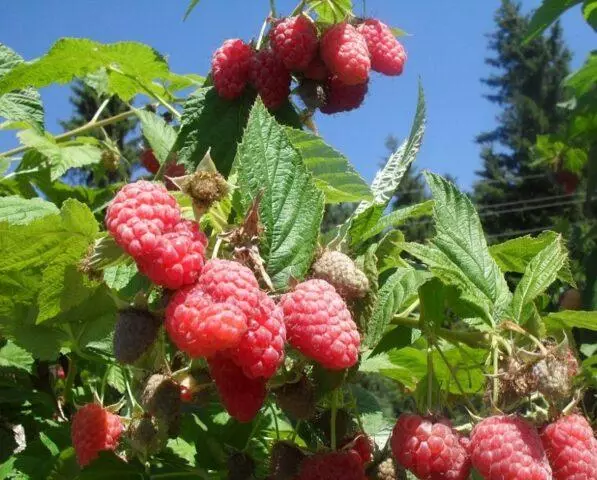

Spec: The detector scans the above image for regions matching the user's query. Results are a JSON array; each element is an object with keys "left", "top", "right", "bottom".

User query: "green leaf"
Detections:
[
  {"left": 376, "top": 230, "right": 409, "bottom": 273},
  {"left": 490, "top": 231, "right": 575, "bottom": 285},
  {"left": 365, "top": 268, "right": 432, "bottom": 348},
  {"left": 285, "top": 127, "right": 372, "bottom": 203},
  {"left": 0, "top": 44, "right": 44, "bottom": 131},
  {"left": 525, "top": 0, "right": 583, "bottom": 43},
  {"left": 0, "top": 196, "right": 59, "bottom": 225},
  {"left": 136, "top": 110, "right": 177, "bottom": 165},
  {"left": 309, "top": 0, "right": 353, "bottom": 23},
  {"left": 355, "top": 82, "right": 425, "bottom": 215},
  {"left": 0, "top": 340, "right": 34, "bottom": 373},
  {"left": 359, "top": 200, "right": 434, "bottom": 241},
  {"left": 583, "top": 0, "right": 597, "bottom": 29},
  {"left": 18, "top": 130, "right": 102, "bottom": 180},
  {"left": 510, "top": 235, "right": 568, "bottom": 324},
  {"left": 403, "top": 173, "right": 511, "bottom": 325},
  {"left": 544, "top": 310, "right": 597, "bottom": 330},
  {"left": 183, "top": 0, "right": 201, "bottom": 20},
  {"left": 349, "top": 205, "right": 384, "bottom": 244},
  {"left": 234, "top": 100, "right": 325, "bottom": 288},
  {"left": 174, "top": 87, "right": 253, "bottom": 176},
  {"left": 0, "top": 38, "right": 171, "bottom": 101},
  {"left": 566, "top": 53, "right": 597, "bottom": 97},
  {"left": 78, "top": 452, "right": 144, "bottom": 479},
  {"left": 348, "top": 384, "right": 393, "bottom": 436}
]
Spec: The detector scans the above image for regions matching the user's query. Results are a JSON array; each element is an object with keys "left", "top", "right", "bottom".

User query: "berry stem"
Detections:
[
  {"left": 269, "top": 0, "right": 277, "bottom": 17},
  {"left": 243, "top": 412, "right": 264, "bottom": 452},
  {"left": 255, "top": 15, "right": 270, "bottom": 51},
  {"left": 63, "top": 355, "right": 77, "bottom": 407},
  {"left": 392, "top": 315, "right": 490, "bottom": 348},
  {"left": 491, "top": 336, "right": 500, "bottom": 409},
  {"left": 291, "top": 419, "right": 302, "bottom": 442},
  {"left": 269, "top": 402, "right": 281, "bottom": 440},
  {"left": 330, "top": 388, "right": 339, "bottom": 450},
  {"left": 99, "top": 364, "right": 112, "bottom": 404},
  {"left": 426, "top": 344, "right": 434, "bottom": 413}
]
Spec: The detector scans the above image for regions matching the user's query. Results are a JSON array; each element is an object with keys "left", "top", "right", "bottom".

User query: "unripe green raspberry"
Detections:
[{"left": 311, "top": 250, "right": 369, "bottom": 299}]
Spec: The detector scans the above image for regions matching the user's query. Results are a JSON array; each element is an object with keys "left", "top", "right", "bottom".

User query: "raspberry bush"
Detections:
[{"left": 0, "top": 1, "right": 596, "bottom": 479}]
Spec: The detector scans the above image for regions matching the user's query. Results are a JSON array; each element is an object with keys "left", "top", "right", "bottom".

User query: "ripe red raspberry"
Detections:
[
  {"left": 208, "top": 354, "right": 266, "bottom": 422},
  {"left": 341, "top": 433, "right": 374, "bottom": 465},
  {"left": 540, "top": 414, "right": 597, "bottom": 479},
  {"left": 165, "top": 285, "right": 248, "bottom": 358},
  {"left": 470, "top": 415, "right": 552, "bottom": 480},
  {"left": 71, "top": 404, "right": 123, "bottom": 467},
  {"left": 228, "top": 291, "right": 286, "bottom": 379},
  {"left": 320, "top": 76, "right": 368, "bottom": 114},
  {"left": 270, "top": 15, "right": 319, "bottom": 71},
  {"left": 303, "top": 56, "right": 329, "bottom": 81},
  {"left": 249, "top": 49, "right": 292, "bottom": 110},
  {"left": 280, "top": 279, "right": 360, "bottom": 370},
  {"left": 212, "top": 39, "right": 253, "bottom": 100},
  {"left": 297, "top": 450, "right": 368, "bottom": 480},
  {"left": 105, "top": 180, "right": 180, "bottom": 258},
  {"left": 391, "top": 414, "right": 470, "bottom": 480},
  {"left": 136, "top": 220, "right": 207, "bottom": 289},
  {"left": 320, "top": 23, "right": 370, "bottom": 85},
  {"left": 141, "top": 148, "right": 159, "bottom": 174},
  {"left": 357, "top": 20, "right": 407, "bottom": 76},
  {"left": 197, "top": 259, "right": 261, "bottom": 318}
]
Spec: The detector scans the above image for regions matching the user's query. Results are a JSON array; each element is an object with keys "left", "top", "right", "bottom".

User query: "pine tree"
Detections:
[{"left": 473, "top": 0, "right": 581, "bottom": 239}]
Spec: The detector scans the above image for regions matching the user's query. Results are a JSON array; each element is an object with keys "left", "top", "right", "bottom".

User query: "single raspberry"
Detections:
[
  {"left": 341, "top": 433, "right": 374, "bottom": 465},
  {"left": 197, "top": 259, "right": 261, "bottom": 318},
  {"left": 320, "top": 23, "right": 370, "bottom": 85},
  {"left": 101, "top": 149, "right": 120, "bottom": 172},
  {"left": 71, "top": 404, "right": 123, "bottom": 467},
  {"left": 320, "top": 76, "right": 368, "bottom": 114},
  {"left": 113, "top": 308, "right": 162, "bottom": 364},
  {"left": 559, "top": 288, "right": 582, "bottom": 310},
  {"left": 249, "top": 48, "right": 292, "bottom": 110},
  {"left": 356, "top": 20, "right": 407, "bottom": 76},
  {"left": 178, "top": 170, "right": 229, "bottom": 211},
  {"left": 273, "top": 375, "right": 316, "bottom": 420},
  {"left": 297, "top": 450, "right": 368, "bottom": 480},
  {"left": 208, "top": 354, "right": 267, "bottom": 422},
  {"left": 280, "top": 279, "right": 360, "bottom": 370},
  {"left": 532, "top": 354, "right": 574, "bottom": 403},
  {"left": 136, "top": 220, "right": 207, "bottom": 289},
  {"left": 212, "top": 39, "right": 253, "bottom": 100},
  {"left": 227, "top": 451, "right": 256, "bottom": 480},
  {"left": 141, "top": 374, "right": 181, "bottom": 435},
  {"left": 312, "top": 250, "right": 370, "bottom": 299},
  {"left": 165, "top": 284, "right": 248, "bottom": 358},
  {"left": 470, "top": 415, "right": 552, "bottom": 480},
  {"left": 270, "top": 15, "right": 319, "bottom": 71},
  {"left": 141, "top": 148, "right": 160, "bottom": 174},
  {"left": 303, "top": 56, "right": 329, "bottom": 81},
  {"left": 391, "top": 414, "right": 470, "bottom": 480},
  {"left": 228, "top": 291, "right": 286, "bottom": 379},
  {"left": 270, "top": 441, "right": 306, "bottom": 480},
  {"left": 540, "top": 414, "right": 597, "bottom": 480},
  {"left": 105, "top": 180, "right": 181, "bottom": 258}
]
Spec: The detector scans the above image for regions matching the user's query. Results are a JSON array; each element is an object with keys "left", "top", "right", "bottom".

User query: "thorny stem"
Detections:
[
  {"left": 491, "top": 336, "right": 500, "bottom": 409},
  {"left": 269, "top": 0, "right": 277, "bottom": 17},
  {"left": 269, "top": 403, "right": 281, "bottom": 440},
  {"left": 426, "top": 345, "right": 434, "bottom": 413},
  {"left": 433, "top": 343, "right": 478, "bottom": 414},
  {"left": 392, "top": 315, "right": 490, "bottom": 348},
  {"left": 100, "top": 364, "right": 112, "bottom": 404},
  {"left": 64, "top": 355, "right": 77, "bottom": 406},
  {"left": 0, "top": 109, "right": 138, "bottom": 158},
  {"left": 90, "top": 98, "right": 111, "bottom": 124}
]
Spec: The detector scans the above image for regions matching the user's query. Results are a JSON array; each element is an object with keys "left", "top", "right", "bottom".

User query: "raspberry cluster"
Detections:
[
  {"left": 211, "top": 16, "right": 406, "bottom": 113},
  {"left": 105, "top": 180, "right": 207, "bottom": 290}
]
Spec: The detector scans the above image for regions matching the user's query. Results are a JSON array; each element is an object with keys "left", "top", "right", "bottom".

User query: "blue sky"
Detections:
[{"left": 0, "top": 0, "right": 594, "bottom": 191}]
